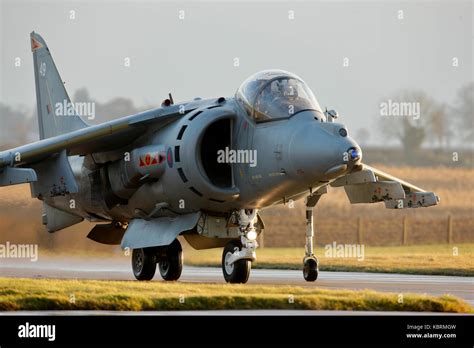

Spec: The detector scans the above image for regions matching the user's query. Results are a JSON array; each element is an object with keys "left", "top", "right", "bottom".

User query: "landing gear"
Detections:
[
  {"left": 222, "top": 240, "right": 251, "bottom": 283},
  {"left": 132, "top": 247, "right": 157, "bottom": 281},
  {"left": 132, "top": 239, "right": 183, "bottom": 281},
  {"left": 221, "top": 209, "right": 258, "bottom": 284},
  {"left": 303, "top": 257, "right": 318, "bottom": 281},
  {"left": 302, "top": 189, "right": 326, "bottom": 282},
  {"left": 158, "top": 239, "right": 183, "bottom": 281}
]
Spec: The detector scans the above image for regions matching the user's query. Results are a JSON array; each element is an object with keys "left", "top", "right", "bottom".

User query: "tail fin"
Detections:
[{"left": 31, "top": 31, "right": 88, "bottom": 139}]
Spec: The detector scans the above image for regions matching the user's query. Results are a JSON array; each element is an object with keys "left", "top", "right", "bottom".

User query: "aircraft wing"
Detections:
[
  {"left": 331, "top": 163, "right": 440, "bottom": 209},
  {"left": 0, "top": 103, "right": 195, "bottom": 187}
]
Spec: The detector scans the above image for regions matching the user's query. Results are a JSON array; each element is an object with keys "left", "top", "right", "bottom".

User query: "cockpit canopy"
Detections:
[{"left": 235, "top": 69, "right": 324, "bottom": 123}]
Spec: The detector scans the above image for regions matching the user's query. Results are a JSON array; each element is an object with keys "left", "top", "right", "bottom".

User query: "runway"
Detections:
[{"left": 1, "top": 256, "right": 473, "bottom": 307}]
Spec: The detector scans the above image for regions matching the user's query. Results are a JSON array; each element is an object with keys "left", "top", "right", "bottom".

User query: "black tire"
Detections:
[
  {"left": 222, "top": 240, "right": 251, "bottom": 284},
  {"left": 159, "top": 239, "right": 183, "bottom": 281},
  {"left": 132, "top": 248, "right": 157, "bottom": 281},
  {"left": 303, "top": 258, "right": 318, "bottom": 281}
]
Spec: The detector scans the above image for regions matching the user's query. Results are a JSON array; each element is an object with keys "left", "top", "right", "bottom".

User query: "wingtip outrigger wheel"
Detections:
[
  {"left": 303, "top": 203, "right": 319, "bottom": 282},
  {"left": 303, "top": 257, "right": 318, "bottom": 281},
  {"left": 303, "top": 188, "right": 326, "bottom": 282}
]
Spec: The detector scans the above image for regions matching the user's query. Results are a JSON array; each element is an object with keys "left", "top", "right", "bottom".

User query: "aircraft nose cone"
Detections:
[{"left": 288, "top": 122, "right": 360, "bottom": 181}]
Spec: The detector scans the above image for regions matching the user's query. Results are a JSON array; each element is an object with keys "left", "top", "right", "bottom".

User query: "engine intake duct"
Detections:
[{"left": 108, "top": 145, "right": 166, "bottom": 199}]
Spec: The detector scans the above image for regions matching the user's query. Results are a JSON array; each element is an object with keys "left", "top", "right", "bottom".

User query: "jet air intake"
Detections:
[{"left": 174, "top": 106, "right": 240, "bottom": 203}]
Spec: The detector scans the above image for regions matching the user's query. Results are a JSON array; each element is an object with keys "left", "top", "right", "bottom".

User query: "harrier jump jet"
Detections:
[{"left": 0, "top": 33, "right": 439, "bottom": 283}]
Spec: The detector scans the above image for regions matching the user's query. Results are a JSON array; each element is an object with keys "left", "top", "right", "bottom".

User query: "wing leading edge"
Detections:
[{"left": 0, "top": 104, "right": 194, "bottom": 187}]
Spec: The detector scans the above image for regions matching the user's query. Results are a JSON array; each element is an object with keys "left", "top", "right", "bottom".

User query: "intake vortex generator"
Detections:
[{"left": 171, "top": 105, "right": 240, "bottom": 204}]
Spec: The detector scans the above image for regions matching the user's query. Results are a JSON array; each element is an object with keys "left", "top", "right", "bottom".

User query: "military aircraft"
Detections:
[{"left": 0, "top": 32, "right": 439, "bottom": 283}]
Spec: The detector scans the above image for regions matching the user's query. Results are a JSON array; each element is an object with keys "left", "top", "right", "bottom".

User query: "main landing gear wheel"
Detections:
[
  {"left": 132, "top": 247, "right": 156, "bottom": 281},
  {"left": 222, "top": 240, "right": 251, "bottom": 284},
  {"left": 158, "top": 239, "right": 183, "bottom": 281},
  {"left": 303, "top": 258, "right": 318, "bottom": 281}
]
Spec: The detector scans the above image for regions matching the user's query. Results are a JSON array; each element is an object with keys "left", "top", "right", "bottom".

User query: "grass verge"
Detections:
[
  {"left": 0, "top": 278, "right": 472, "bottom": 312},
  {"left": 184, "top": 244, "right": 474, "bottom": 276}
]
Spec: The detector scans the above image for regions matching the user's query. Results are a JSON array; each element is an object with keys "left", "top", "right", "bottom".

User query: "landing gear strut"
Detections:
[
  {"left": 132, "top": 239, "right": 183, "bottom": 281},
  {"left": 222, "top": 209, "right": 258, "bottom": 284},
  {"left": 303, "top": 189, "right": 325, "bottom": 281}
]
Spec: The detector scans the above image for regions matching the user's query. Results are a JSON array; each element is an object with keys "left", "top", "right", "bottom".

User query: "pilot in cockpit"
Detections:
[
  {"left": 268, "top": 79, "right": 300, "bottom": 117},
  {"left": 236, "top": 69, "right": 325, "bottom": 123}
]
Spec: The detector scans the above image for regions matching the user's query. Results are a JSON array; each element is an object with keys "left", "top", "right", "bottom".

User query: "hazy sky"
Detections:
[{"left": 0, "top": 0, "right": 472, "bottom": 144}]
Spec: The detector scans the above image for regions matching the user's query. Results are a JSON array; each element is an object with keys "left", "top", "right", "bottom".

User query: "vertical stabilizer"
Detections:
[{"left": 31, "top": 31, "right": 88, "bottom": 139}]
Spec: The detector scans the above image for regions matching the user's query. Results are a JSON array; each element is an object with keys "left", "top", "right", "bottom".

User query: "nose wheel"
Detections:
[
  {"left": 221, "top": 209, "right": 259, "bottom": 284},
  {"left": 222, "top": 240, "right": 252, "bottom": 283}
]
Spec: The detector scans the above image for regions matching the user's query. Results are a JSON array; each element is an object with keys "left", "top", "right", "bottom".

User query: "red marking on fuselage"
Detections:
[{"left": 139, "top": 152, "right": 164, "bottom": 167}]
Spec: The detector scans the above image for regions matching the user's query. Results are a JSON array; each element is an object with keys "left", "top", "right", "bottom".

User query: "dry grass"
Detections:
[
  {"left": 0, "top": 165, "right": 472, "bottom": 251},
  {"left": 0, "top": 278, "right": 471, "bottom": 312},
  {"left": 260, "top": 165, "right": 474, "bottom": 246}
]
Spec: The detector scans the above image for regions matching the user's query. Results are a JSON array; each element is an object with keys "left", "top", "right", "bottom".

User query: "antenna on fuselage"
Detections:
[{"left": 161, "top": 93, "right": 175, "bottom": 107}]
